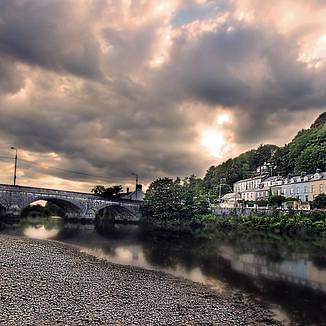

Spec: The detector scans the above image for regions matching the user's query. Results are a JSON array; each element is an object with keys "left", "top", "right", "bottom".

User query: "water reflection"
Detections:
[
  {"left": 1, "top": 218, "right": 326, "bottom": 325},
  {"left": 23, "top": 225, "right": 60, "bottom": 239},
  {"left": 219, "top": 246, "right": 326, "bottom": 293},
  {"left": 20, "top": 216, "right": 63, "bottom": 240}
]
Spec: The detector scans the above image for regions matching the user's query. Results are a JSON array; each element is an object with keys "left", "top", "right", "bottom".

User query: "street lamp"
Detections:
[
  {"left": 10, "top": 147, "right": 18, "bottom": 186},
  {"left": 131, "top": 173, "right": 139, "bottom": 200}
]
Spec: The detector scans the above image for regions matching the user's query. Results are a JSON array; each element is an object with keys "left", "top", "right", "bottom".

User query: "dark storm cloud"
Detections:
[
  {"left": 158, "top": 21, "right": 326, "bottom": 143},
  {"left": 0, "top": 57, "right": 24, "bottom": 94},
  {"left": 0, "top": 0, "right": 102, "bottom": 79},
  {"left": 0, "top": 0, "right": 325, "bottom": 189}
]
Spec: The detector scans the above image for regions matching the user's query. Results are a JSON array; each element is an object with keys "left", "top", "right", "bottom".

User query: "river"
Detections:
[{"left": 1, "top": 217, "right": 326, "bottom": 325}]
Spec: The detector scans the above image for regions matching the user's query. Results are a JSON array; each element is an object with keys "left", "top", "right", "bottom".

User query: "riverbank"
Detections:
[
  {"left": 0, "top": 235, "right": 282, "bottom": 325},
  {"left": 139, "top": 211, "right": 326, "bottom": 238}
]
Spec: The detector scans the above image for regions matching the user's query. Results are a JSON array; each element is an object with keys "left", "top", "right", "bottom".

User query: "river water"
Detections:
[{"left": 1, "top": 217, "right": 326, "bottom": 325}]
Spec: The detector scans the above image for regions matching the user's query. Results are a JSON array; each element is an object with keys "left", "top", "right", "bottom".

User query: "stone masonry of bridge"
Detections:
[{"left": 0, "top": 184, "right": 141, "bottom": 220}]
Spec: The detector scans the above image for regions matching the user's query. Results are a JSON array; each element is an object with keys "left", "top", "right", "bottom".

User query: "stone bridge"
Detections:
[{"left": 0, "top": 184, "right": 141, "bottom": 220}]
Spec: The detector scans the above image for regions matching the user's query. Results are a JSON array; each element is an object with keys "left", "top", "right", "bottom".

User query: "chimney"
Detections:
[
  {"left": 136, "top": 184, "right": 142, "bottom": 191},
  {"left": 126, "top": 187, "right": 130, "bottom": 194},
  {"left": 301, "top": 172, "right": 306, "bottom": 177},
  {"left": 316, "top": 168, "right": 321, "bottom": 174}
]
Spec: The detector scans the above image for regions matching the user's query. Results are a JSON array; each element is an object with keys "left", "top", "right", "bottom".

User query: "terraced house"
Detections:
[
  {"left": 233, "top": 175, "right": 266, "bottom": 201},
  {"left": 229, "top": 169, "right": 326, "bottom": 209},
  {"left": 280, "top": 173, "right": 311, "bottom": 202},
  {"left": 308, "top": 170, "right": 326, "bottom": 201}
]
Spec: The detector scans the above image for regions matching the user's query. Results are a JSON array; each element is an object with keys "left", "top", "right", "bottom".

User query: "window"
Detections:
[
  {"left": 320, "top": 184, "right": 324, "bottom": 193},
  {"left": 311, "top": 185, "right": 315, "bottom": 193}
]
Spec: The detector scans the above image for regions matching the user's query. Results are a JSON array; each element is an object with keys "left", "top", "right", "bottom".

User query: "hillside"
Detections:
[
  {"left": 204, "top": 144, "right": 278, "bottom": 189},
  {"left": 271, "top": 112, "right": 326, "bottom": 176},
  {"left": 203, "top": 112, "right": 326, "bottom": 190}
]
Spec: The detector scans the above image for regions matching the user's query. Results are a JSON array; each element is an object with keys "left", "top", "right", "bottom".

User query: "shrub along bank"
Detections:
[
  {"left": 141, "top": 176, "right": 326, "bottom": 237},
  {"left": 141, "top": 211, "right": 326, "bottom": 237}
]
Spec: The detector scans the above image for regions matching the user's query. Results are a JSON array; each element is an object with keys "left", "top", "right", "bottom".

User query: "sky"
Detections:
[{"left": 0, "top": 0, "right": 325, "bottom": 192}]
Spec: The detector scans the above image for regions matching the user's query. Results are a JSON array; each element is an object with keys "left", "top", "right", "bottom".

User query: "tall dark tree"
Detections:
[{"left": 91, "top": 185, "right": 106, "bottom": 196}]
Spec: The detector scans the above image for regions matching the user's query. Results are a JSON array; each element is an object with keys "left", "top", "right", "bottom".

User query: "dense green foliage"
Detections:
[
  {"left": 203, "top": 112, "right": 326, "bottom": 190},
  {"left": 150, "top": 211, "right": 326, "bottom": 236},
  {"left": 271, "top": 113, "right": 326, "bottom": 175},
  {"left": 21, "top": 202, "right": 65, "bottom": 218},
  {"left": 141, "top": 176, "right": 209, "bottom": 220},
  {"left": 203, "top": 144, "right": 278, "bottom": 191},
  {"left": 313, "top": 194, "right": 326, "bottom": 209},
  {"left": 268, "top": 195, "right": 286, "bottom": 208}
]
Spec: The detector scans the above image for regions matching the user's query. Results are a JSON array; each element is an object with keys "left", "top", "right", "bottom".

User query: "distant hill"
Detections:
[{"left": 203, "top": 112, "right": 326, "bottom": 190}]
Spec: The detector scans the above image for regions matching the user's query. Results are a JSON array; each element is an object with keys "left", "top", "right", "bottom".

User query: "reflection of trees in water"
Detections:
[
  {"left": 208, "top": 230, "right": 326, "bottom": 264},
  {"left": 139, "top": 230, "right": 326, "bottom": 326},
  {"left": 19, "top": 216, "right": 63, "bottom": 231}
]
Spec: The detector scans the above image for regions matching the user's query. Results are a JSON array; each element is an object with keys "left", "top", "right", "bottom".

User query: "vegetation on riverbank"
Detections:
[
  {"left": 141, "top": 176, "right": 326, "bottom": 236},
  {"left": 141, "top": 211, "right": 326, "bottom": 237}
]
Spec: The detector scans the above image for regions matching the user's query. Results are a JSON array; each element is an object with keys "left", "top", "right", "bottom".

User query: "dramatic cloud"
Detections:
[{"left": 0, "top": 0, "right": 325, "bottom": 191}]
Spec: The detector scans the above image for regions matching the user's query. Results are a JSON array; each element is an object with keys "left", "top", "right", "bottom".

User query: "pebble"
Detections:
[{"left": 0, "top": 235, "right": 283, "bottom": 325}]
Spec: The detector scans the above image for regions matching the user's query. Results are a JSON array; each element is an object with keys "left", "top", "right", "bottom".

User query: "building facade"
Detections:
[
  {"left": 233, "top": 176, "right": 267, "bottom": 201},
  {"left": 308, "top": 171, "right": 326, "bottom": 201},
  {"left": 231, "top": 169, "right": 326, "bottom": 209}
]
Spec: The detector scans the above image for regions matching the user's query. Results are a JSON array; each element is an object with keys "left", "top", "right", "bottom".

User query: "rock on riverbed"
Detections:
[{"left": 0, "top": 235, "right": 281, "bottom": 325}]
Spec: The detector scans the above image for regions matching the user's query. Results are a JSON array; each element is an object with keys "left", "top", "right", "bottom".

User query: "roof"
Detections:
[
  {"left": 221, "top": 193, "right": 236, "bottom": 200},
  {"left": 234, "top": 175, "right": 268, "bottom": 184}
]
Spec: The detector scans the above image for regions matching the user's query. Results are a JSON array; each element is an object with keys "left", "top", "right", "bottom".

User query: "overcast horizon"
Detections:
[{"left": 0, "top": 0, "right": 325, "bottom": 192}]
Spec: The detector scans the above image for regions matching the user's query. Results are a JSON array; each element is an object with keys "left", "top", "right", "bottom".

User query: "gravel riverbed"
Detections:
[{"left": 0, "top": 235, "right": 282, "bottom": 325}]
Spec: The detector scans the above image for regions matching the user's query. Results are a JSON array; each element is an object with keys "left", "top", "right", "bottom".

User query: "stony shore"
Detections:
[{"left": 0, "top": 235, "right": 282, "bottom": 325}]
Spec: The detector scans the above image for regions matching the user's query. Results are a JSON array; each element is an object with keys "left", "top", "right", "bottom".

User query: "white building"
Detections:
[
  {"left": 220, "top": 193, "right": 239, "bottom": 208},
  {"left": 233, "top": 175, "right": 267, "bottom": 201}
]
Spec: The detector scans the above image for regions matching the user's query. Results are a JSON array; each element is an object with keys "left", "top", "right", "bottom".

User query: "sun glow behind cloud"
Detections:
[
  {"left": 200, "top": 129, "right": 226, "bottom": 158},
  {"left": 0, "top": 0, "right": 324, "bottom": 191}
]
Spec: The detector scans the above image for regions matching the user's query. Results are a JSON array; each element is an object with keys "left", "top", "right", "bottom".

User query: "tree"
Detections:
[
  {"left": 182, "top": 175, "right": 209, "bottom": 217},
  {"left": 141, "top": 178, "right": 183, "bottom": 220},
  {"left": 313, "top": 194, "right": 326, "bottom": 209},
  {"left": 112, "top": 185, "right": 123, "bottom": 197},
  {"left": 91, "top": 185, "right": 106, "bottom": 196},
  {"left": 141, "top": 176, "right": 209, "bottom": 221},
  {"left": 203, "top": 144, "right": 278, "bottom": 191},
  {"left": 268, "top": 195, "right": 286, "bottom": 208},
  {"left": 91, "top": 185, "right": 123, "bottom": 198}
]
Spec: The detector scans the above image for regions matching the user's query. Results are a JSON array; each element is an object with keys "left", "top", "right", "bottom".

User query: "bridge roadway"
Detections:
[{"left": 0, "top": 184, "right": 141, "bottom": 220}]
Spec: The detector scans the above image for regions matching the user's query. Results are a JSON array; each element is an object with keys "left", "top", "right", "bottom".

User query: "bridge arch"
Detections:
[
  {"left": 95, "top": 204, "right": 139, "bottom": 222},
  {"left": 21, "top": 197, "right": 82, "bottom": 218}
]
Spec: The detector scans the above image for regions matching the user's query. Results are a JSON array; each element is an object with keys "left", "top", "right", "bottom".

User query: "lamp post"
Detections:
[
  {"left": 10, "top": 147, "right": 18, "bottom": 186},
  {"left": 131, "top": 173, "right": 139, "bottom": 200}
]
